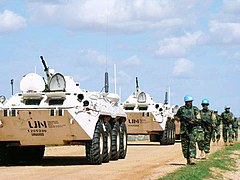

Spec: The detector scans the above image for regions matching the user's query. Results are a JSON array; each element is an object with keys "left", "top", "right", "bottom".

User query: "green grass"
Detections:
[{"left": 159, "top": 143, "right": 240, "bottom": 180}]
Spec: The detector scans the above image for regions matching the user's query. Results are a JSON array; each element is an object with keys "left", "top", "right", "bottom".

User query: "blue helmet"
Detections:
[
  {"left": 201, "top": 99, "right": 209, "bottom": 105},
  {"left": 184, "top": 95, "right": 193, "bottom": 102},
  {"left": 214, "top": 109, "right": 218, "bottom": 112},
  {"left": 224, "top": 105, "right": 230, "bottom": 109}
]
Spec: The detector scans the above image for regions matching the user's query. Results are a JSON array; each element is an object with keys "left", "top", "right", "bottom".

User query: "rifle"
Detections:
[
  {"left": 181, "top": 116, "right": 198, "bottom": 126},
  {"left": 202, "top": 118, "right": 214, "bottom": 131}
]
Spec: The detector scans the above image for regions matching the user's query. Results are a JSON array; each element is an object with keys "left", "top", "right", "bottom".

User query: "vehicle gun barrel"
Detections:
[{"left": 40, "top": 56, "right": 51, "bottom": 78}]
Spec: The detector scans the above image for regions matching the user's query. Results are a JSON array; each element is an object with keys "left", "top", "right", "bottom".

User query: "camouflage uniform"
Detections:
[
  {"left": 232, "top": 118, "right": 238, "bottom": 141},
  {"left": 220, "top": 111, "right": 234, "bottom": 143},
  {"left": 212, "top": 113, "right": 221, "bottom": 143},
  {"left": 175, "top": 105, "right": 199, "bottom": 159},
  {"left": 197, "top": 109, "right": 216, "bottom": 154}
]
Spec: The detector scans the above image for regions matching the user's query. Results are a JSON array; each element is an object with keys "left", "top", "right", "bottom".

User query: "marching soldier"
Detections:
[
  {"left": 175, "top": 95, "right": 199, "bottom": 165},
  {"left": 212, "top": 109, "right": 221, "bottom": 145},
  {"left": 197, "top": 99, "right": 216, "bottom": 159},
  {"left": 232, "top": 117, "right": 238, "bottom": 142},
  {"left": 220, "top": 106, "right": 234, "bottom": 146}
]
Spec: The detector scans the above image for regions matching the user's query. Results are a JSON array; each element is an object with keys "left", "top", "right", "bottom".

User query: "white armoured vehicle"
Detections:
[
  {"left": 122, "top": 77, "right": 178, "bottom": 145},
  {"left": 0, "top": 56, "right": 127, "bottom": 165}
]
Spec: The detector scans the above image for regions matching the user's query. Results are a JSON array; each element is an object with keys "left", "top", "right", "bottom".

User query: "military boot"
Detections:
[
  {"left": 224, "top": 142, "right": 228, "bottom": 146},
  {"left": 200, "top": 150, "right": 204, "bottom": 159},
  {"left": 189, "top": 158, "right": 196, "bottom": 165},
  {"left": 230, "top": 142, "right": 234, "bottom": 146},
  {"left": 204, "top": 153, "right": 209, "bottom": 160},
  {"left": 186, "top": 158, "right": 190, "bottom": 165}
]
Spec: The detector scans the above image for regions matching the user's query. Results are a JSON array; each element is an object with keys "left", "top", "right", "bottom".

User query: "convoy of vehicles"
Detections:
[
  {"left": 0, "top": 55, "right": 181, "bottom": 167},
  {"left": 0, "top": 56, "right": 127, "bottom": 165},
  {"left": 122, "top": 77, "right": 179, "bottom": 145}
]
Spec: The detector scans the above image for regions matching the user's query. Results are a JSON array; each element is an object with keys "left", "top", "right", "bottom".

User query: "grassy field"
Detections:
[{"left": 160, "top": 143, "right": 240, "bottom": 180}]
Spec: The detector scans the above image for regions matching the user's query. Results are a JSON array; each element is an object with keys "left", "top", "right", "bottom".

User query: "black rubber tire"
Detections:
[
  {"left": 167, "top": 122, "right": 172, "bottom": 145},
  {"left": 160, "top": 121, "right": 170, "bottom": 145},
  {"left": 166, "top": 121, "right": 176, "bottom": 145},
  {"left": 102, "top": 122, "right": 112, "bottom": 163},
  {"left": 111, "top": 121, "right": 121, "bottom": 160},
  {"left": 20, "top": 146, "right": 45, "bottom": 161},
  {"left": 0, "top": 143, "right": 21, "bottom": 165},
  {"left": 119, "top": 122, "right": 127, "bottom": 159},
  {"left": 85, "top": 121, "right": 104, "bottom": 165},
  {"left": 160, "top": 121, "right": 176, "bottom": 145},
  {"left": 170, "top": 122, "right": 176, "bottom": 145}
]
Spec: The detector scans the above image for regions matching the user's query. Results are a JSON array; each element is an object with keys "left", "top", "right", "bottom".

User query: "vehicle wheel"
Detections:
[
  {"left": 119, "top": 122, "right": 127, "bottom": 159},
  {"left": 102, "top": 122, "right": 112, "bottom": 163},
  {"left": 85, "top": 121, "right": 104, "bottom": 165},
  {"left": 111, "top": 121, "right": 121, "bottom": 160},
  {"left": 160, "top": 121, "right": 170, "bottom": 145},
  {"left": 20, "top": 146, "right": 45, "bottom": 161},
  {"left": 0, "top": 143, "right": 21, "bottom": 165},
  {"left": 170, "top": 121, "right": 176, "bottom": 145}
]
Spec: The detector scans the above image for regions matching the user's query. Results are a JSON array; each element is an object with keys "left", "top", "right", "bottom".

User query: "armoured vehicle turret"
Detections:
[
  {"left": 0, "top": 56, "right": 127, "bottom": 165},
  {"left": 121, "top": 77, "right": 178, "bottom": 145}
]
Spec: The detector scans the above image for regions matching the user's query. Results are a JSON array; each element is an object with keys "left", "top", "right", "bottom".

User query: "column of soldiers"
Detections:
[{"left": 175, "top": 95, "right": 238, "bottom": 165}]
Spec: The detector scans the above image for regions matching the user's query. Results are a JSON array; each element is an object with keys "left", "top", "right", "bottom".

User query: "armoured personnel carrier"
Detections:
[
  {"left": 0, "top": 56, "right": 127, "bottom": 165},
  {"left": 121, "top": 77, "right": 178, "bottom": 145}
]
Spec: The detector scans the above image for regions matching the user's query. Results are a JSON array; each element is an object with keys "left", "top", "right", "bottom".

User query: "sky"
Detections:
[{"left": 0, "top": 0, "right": 239, "bottom": 116}]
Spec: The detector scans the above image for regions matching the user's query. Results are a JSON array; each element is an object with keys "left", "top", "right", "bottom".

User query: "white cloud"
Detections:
[
  {"left": 209, "top": 21, "right": 240, "bottom": 44},
  {"left": 76, "top": 48, "right": 108, "bottom": 66},
  {"left": 27, "top": 0, "right": 201, "bottom": 33},
  {"left": 172, "top": 58, "right": 194, "bottom": 77},
  {"left": 233, "top": 52, "right": 240, "bottom": 60},
  {"left": 0, "top": 10, "right": 27, "bottom": 32},
  {"left": 117, "top": 70, "right": 132, "bottom": 84},
  {"left": 223, "top": 0, "right": 240, "bottom": 15},
  {"left": 122, "top": 55, "right": 142, "bottom": 66},
  {"left": 155, "top": 31, "right": 204, "bottom": 58}
]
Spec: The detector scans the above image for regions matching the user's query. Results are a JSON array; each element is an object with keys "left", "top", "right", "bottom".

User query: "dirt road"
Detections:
[{"left": 0, "top": 141, "right": 225, "bottom": 180}]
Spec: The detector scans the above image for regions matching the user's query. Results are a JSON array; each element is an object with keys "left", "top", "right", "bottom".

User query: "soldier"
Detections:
[
  {"left": 220, "top": 105, "right": 234, "bottom": 146},
  {"left": 175, "top": 95, "right": 199, "bottom": 165},
  {"left": 232, "top": 117, "right": 238, "bottom": 142},
  {"left": 197, "top": 99, "right": 216, "bottom": 159},
  {"left": 212, "top": 109, "right": 221, "bottom": 145}
]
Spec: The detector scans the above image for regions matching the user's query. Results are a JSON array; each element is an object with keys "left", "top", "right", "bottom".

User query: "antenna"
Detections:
[
  {"left": 103, "top": 2, "right": 110, "bottom": 94},
  {"left": 105, "top": 1, "right": 109, "bottom": 72},
  {"left": 10, "top": 79, "right": 14, "bottom": 95}
]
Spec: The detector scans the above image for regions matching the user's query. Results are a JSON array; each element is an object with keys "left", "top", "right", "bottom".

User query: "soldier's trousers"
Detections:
[
  {"left": 212, "top": 126, "right": 221, "bottom": 142},
  {"left": 197, "top": 130, "right": 212, "bottom": 153},
  {"left": 180, "top": 129, "right": 197, "bottom": 159},
  {"left": 232, "top": 128, "right": 238, "bottom": 141},
  {"left": 222, "top": 125, "right": 233, "bottom": 143}
]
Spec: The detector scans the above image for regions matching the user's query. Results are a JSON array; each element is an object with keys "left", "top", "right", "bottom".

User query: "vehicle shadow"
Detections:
[
  {"left": 127, "top": 143, "right": 161, "bottom": 146},
  {"left": 2, "top": 156, "right": 92, "bottom": 167},
  {"left": 127, "top": 140, "right": 181, "bottom": 146}
]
